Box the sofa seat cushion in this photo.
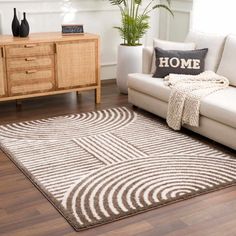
[200,87,236,129]
[128,73,236,128]
[128,73,171,102]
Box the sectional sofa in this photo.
[128,32,236,150]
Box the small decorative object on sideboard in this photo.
[19,12,30,37]
[11,8,20,37]
[23,12,30,34]
[62,24,84,36]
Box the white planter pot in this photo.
[116,45,143,94]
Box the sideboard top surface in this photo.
[0,32,99,46]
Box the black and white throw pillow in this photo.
[153,47,208,78]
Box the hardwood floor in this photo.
[0,80,236,236]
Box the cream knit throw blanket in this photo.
[164,71,229,130]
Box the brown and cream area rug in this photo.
[0,107,236,231]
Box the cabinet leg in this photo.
[76,91,82,100]
[95,87,101,104]
[16,100,22,110]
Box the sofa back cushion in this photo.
[185,31,226,72]
[151,39,196,73]
[217,35,236,86]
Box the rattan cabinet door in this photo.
[56,41,97,89]
[0,47,6,97]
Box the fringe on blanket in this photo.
[164,71,229,130]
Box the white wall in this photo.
[0,0,192,79]
[0,0,160,80]
[159,0,193,42]
[192,0,236,34]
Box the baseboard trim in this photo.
[101,78,116,84]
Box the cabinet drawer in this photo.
[11,82,54,95]
[7,56,54,71]
[9,69,55,95]
[6,43,55,58]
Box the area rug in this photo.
[0,107,236,231]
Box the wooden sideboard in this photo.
[0,32,100,103]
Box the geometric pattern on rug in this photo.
[0,107,235,231]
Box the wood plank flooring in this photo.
[0,80,236,236]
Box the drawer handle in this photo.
[26,70,37,74]
[24,44,37,48]
[25,57,36,61]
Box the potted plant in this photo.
[108,0,173,93]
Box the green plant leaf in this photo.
[152,4,174,17]
[108,0,125,5]
[134,0,142,4]
[108,0,173,45]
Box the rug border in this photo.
[1,107,236,232]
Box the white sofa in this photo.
[128,32,236,150]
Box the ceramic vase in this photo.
[116,45,143,94]
[22,12,30,34]
[11,8,20,37]
[19,13,30,38]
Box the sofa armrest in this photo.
[142,46,154,74]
